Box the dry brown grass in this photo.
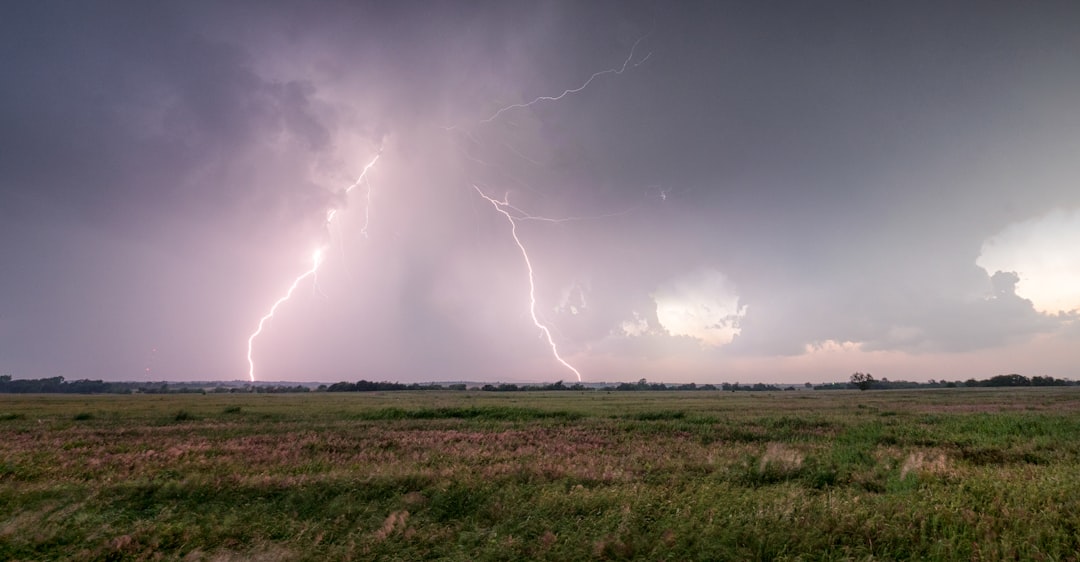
[759,442,804,473]
[899,450,949,479]
[373,510,410,541]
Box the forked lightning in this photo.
[245,153,380,382]
[473,186,583,382]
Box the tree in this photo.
[986,373,1029,387]
[850,372,875,391]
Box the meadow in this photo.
[2,387,1079,561]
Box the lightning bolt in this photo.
[473,185,583,382]
[245,248,326,382]
[478,35,651,125]
[326,153,381,226]
[247,31,648,383]
[456,35,652,382]
[246,152,380,382]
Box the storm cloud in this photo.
[2,1,1078,382]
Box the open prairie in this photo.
[2,388,1080,561]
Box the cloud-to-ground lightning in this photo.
[478,36,651,125]
[245,249,325,382]
[249,31,646,383]
[245,153,380,382]
[473,185,584,382]
[457,35,653,382]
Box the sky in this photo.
[2,1,1079,384]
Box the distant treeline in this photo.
[0,376,150,394]
[599,380,784,392]
[324,381,467,392]
[323,380,593,392]
[0,375,310,394]
[814,374,1076,391]
[327,379,783,392]
[1,374,1074,394]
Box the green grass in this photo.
[1,388,1080,560]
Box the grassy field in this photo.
[2,388,1080,561]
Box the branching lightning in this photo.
[326,153,381,226]
[245,152,380,382]
[473,185,583,382]
[459,34,652,382]
[246,30,648,383]
[478,36,651,125]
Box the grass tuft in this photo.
[627,410,686,421]
[173,409,197,422]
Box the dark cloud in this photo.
[3,1,1079,381]
[0,3,348,244]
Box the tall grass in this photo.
[1,388,1079,560]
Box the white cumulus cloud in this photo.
[977,208,1080,314]
[653,268,746,346]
